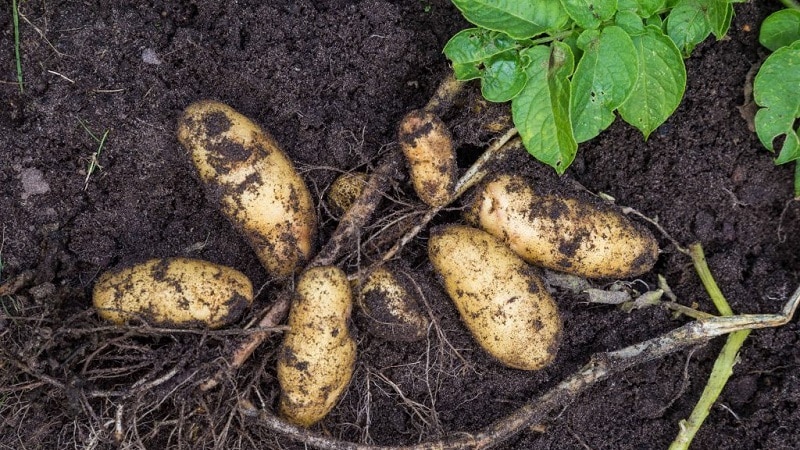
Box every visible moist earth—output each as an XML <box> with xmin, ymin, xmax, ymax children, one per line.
<box><xmin>2</xmin><ymin>1</ymin><xmax>800</xmax><ymax>449</ymax></box>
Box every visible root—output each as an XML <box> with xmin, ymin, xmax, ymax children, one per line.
<box><xmin>239</xmin><ymin>285</ymin><xmax>800</xmax><ymax>449</ymax></box>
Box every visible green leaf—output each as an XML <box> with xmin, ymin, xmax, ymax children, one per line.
<box><xmin>706</xmin><ymin>0</ymin><xmax>732</xmax><ymax>39</ymax></box>
<box><xmin>559</xmin><ymin>0</ymin><xmax>618</xmax><ymax>29</ymax></box>
<box><xmin>646</xmin><ymin>13</ymin><xmax>664</xmax><ymax>29</ymax></box>
<box><xmin>615</xmin><ymin>10</ymin><xmax>646</xmax><ymax>35</ymax></box>
<box><xmin>444</xmin><ymin>28</ymin><xmax>519</xmax><ymax>80</ymax></box>
<box><xmin>452</xmin><ymin>62</ymin><xmax>483</xmax><ymax>80</ymax></box>
<box><xmin>754</xmin><ymin>41</ymin><xmax>800</xmax><ymax>164</ymax></box>
<box><xmin>512</xmin><ymin>42</ymin><xmax>577</xmax><ymax>174</ymax></box>
<box><xmin>618</xmin><ymin>26</ymin><xmax>687</xmax><ymax>139</ymax></box>
<box><xmin>571</xmin><ymin>26</ymin><xmax>639</xmax><ymax>142</ymax></box>
<box><xmin>635</xmin><ymin>0</ymin><xmax>665</xmax><ymax>17</ymax></box>
<box><xmin>481</xmin><ymin>50</ymin><xmax>530</xmax><ymax>102</ymax></box>
<box><xmin>759</xmin><ymin>9</ymin><xmax>800</xmax><ymax>52</ymax></box>
<box><xmin>666</xmin><ymin>0</ymin><xmax>711</xmax><ymax>56</ymax></box>
<box><xmin>450</xmin><ymin>0</ymin><xmax>570</xmax><ymax>39</ymax></box>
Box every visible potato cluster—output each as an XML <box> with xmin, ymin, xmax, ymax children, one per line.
<box><xmin>92</xmin><ymin>99</ymin><xmax>659</xmax><ymax>428</ymax></box>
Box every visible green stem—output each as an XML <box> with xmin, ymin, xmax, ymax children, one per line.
<box><xmin>688</xmin><ymin>243</ymin><xmax>732</xmax><ymax>316</ymax></box>
<box><xmin>669</xmin><ymin>243</ymin><xmax>749</xmax><ymax>450</ymax></box>
<box><xmin>778</xmin><ymin>0</ymin><xmax>800</xmax><ymax>11</ymax></box>
<box><xmin>794</xmin><ymin>161</ymin><xmax>800</xmax><ymax>199</ymax></box>
<box><xmin>668</xmin><ymin>330</ymin><xmax>751</xmax><ymax>450</ymax></box>
<box><xmin>12</xmin><ymin>0</ymin><xmax>23</xmax><ymax>93</ymax></box>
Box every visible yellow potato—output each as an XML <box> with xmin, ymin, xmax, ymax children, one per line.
<box><xmin>327</xmin><ymin>171</ymin><xmax>369</xmax><ymax>216</ymax></box>
<box><xmin>465</xmin><ymin>174</ymin><xmax>659</xmax><ymax>279</ymax></box>
<box><xmin>357</xmin><ymin>266</ymin><xmax>430</xmax><ymax>342</ymax></box>
<box><xmin>93</xmin><ymin>258</ymin><xmax>253</xmax><ymax>329</ymax></box>
<box><xmin>177</xmin><ymin>100</ymin><xmax>317</xmax><ymax>279</ymax></box>
<box><xmin>428</xmin><ymin>225</ymin><xmax>561</xmax><ymax>370</ymax></box>
<box><xmin>278</xmin><ymin>266</ymin><xmax>356</xmax><ymax>427</ymax></box>
<box><xmin>398</xmin><ymin>109</ymin><xmax>457</xmax><ymax>207</ymax></box>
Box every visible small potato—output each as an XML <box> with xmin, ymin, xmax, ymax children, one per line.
<box><xmin>327</xmin><ymin>172</ymin><xmax>369</xmax><ymax>216</ymax></box>
<box><xmin>465</xmin><ymin>174</ymin><xmax>658</xmax><ymax>279</ymax></box>
<box><xmin>93</xmin><ymin>258</ymin><xmax>253</xmax><ymax>329</ymax></box>
<box><xmin>398</xmin><ymin>109</ymin><xmax>457</xmax><ymax>207</ymax></box>
<box><xmin>177</xmin><ymin>100</ymin><xmax>317</xmax><ymax>279</ymax></box>
<box><xmin>428</xmin><ymin>225</ymin><xmax>561</xmax><ymax>370</ymax></box>
<box><xmin>357</xmin><ymin>266</ymin><xmax>430</xmax><ymax>342</ymax></box>
<box><xmin>278</xmin><ymin>266</ymin><xmax>356</xmax><ymax>427</ymax></box>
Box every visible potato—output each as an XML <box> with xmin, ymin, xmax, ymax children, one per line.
<box><xmin>93</xmin><ymin>258</ymin><xmax>253</xmax><ymax>329</ymax></box>
<box><xmin>428</xmin><ymin>225</ymin><xmax>561</xmax><ymax>370</ymax></box>
<box><xmin>278</xmin><ymin>266</ymin><xmax>356</xmax><ymax>427</ymax></box>
<box><xmin>327</xmin><ymin>171</ymin><xmax>369</xmax><ymax>216</ymax></box>
<box><xmin>398</xmin><ymin>109</ymin><xmax>457</xmax><ymax>207</ymax></box>
<box><xmin>177</xmin><ymin>100</ymin><xmax>317</xmax><ymax>279</ymax></box>
<box><xmin>465</xmin><ymin>174</ymin><xmax>659</xmax><ymax>279</ymax></box>
<box><xmin>357</xmin><ymin>266</ymin><xmax>430</xmax><ymax>342</ymax></box>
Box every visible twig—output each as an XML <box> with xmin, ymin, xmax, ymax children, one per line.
<box><xmin>239</xmin><ymin>284</ymin><xmax>800</xmax><ymax>450</ymax></box>
<box><xmin>78</xmin><ymin>119</ymin><xmax>110</xmax><ymax>190</ymax></box>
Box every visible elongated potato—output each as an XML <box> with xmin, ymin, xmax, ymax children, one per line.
<box><xmin>327</xmin><ymin>171</ymin><xmax>369</xmax><ymax>216</ymax></box>
<box><xmin>357</xmin><ymin>266</ymin><xmax>430</xmax><ymax>342</ymax></box>
<box><xmin>428</xmin><ymin>225</ymin><xmax>561</xmax><ymax>370</ymax></box>
<box><xmin>177</xmin><ymin>100</ymin><xmax>317</xmax><ymax>279</ymax></box>
<box><xmin>278</xmin><ymin>266</ymin><xmax>356</xmax><ymax>427</ymax></box>
<box><xmin>465</xmin><ymin>174</ymin><xmax>658</xmax><ymax>279</ymax></box>
<box><xmin>398</xmin><ymin>109</ymin><xmax>457</xmax><ymax>207</ymax></box>
<box><xmin>93</xmin><ymin>258</ymin><xmax>253</xmax><ymax>329</ymax></box>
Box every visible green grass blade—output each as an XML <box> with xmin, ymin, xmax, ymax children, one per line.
<box><xmin>12</xmin><ymin>0</ymin><xmax>23</xmax><ymax>93</ymax></box>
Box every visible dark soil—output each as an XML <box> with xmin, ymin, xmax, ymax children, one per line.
<box><xmin>2</xmin><ymin>1</ymin><xmax>799</xmax><ymax>449</ymax></box>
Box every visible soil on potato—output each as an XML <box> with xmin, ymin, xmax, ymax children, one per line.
<box><xmin>2</xmin><ymin>1</ymin><xmax>799</xmax><ymax>449</ymax></box>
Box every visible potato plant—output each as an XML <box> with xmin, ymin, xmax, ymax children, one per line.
<box><xmin>83</xmin><ymin>57</ymin><xmax>800</xmax><ymax>448</ymax></box>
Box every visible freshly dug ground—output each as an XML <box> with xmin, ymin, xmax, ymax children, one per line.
<box><xmin>2</xmin><ymin>1</ymin><xmax>799</xmax><ymax>449</ymax></box>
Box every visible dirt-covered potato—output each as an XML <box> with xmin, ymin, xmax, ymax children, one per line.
<box><xmin>357</xmin><ymin>266</ymin><xmax>430</xmax><ymax>342</ymax></box>
<box><xmin>327</xmin><ymin>171</ymin><xmax>369</xmax><ymax>216</ymax></box>
<box><xmin>428</xmin><ymin>225</ymin><xmax>561</xmax><ymax>370</ymax></box>
<box><xmin>93</xmin><ymin>258</ymin><xmax>253</xmax><ymax>329</ymax></box>
<box><xmin>177</xmin><ymin>100</ymin><xmax>317</xmax><ymax>279</ymax></box>
<box><xmin>465</xmin><ymin>174</ymin><xmax>659</xmax><ymax>279</ymax></box>
<box><xmin>278</xmin><ymin>266</ymin><xmax>356</xmax><ymax>427</ymax></box>
<box><xmin>398</xmin><ymin>109</ymin><xmax>457</xmax><ymax>207</ymax></box>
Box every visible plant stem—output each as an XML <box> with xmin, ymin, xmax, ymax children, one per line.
<box><xmin>778</xmin><ymin>0</ymin><xmax>800</xmax><ymax>11</ymax></box>
<box><xmin>669</xmin><ymin>243</ymin><xmax>749</xmax><ymax>450</ymax></box>
<box><xmin>668</xmin><ymin>329</ymin><xmax>750</xmax><ymax>450</ymax></box>
<box><xmin>12</xmin><ymin>0</ymin><xmax>24</xmax><ymax>93</ymax></box>
<box><xmin>688</xmin><ymin>243</ymin><xmax>732</xmax><ymax>316</ymax></box>
<box><xmin>794</xmin><ymin>161</ymin><xmax>800</xmax><ymax>199</ymax></box>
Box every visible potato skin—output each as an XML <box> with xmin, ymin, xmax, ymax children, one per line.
<box><xmin>398</xmin><ymin>109</ymin><xmax>457</xmax><ymax>207</ymax></box>
<box><xmin>428</xmin><ymin>225</ymin><xmax>561</xmax><ymax>370</ymax></box>
<box><xmin>465</xmin><ymin>174</ymin><xmax>659</xmax><ymax>279</ymax></box>
<box><xmin>278</xmin><ymin>266</ymin><xmax>356</xmax><ymax>427</ymax></box>
<box><xmin>357</xmin><ymin>266</ymin><xmax>430</xmax><ymax>342</ymax></box>
<box><xmin>93</xmin><ymin>258</ymin><xmax>253</xmax><ymax>329</ymax></box>
<box><xmin>327</xmin><ymin>172</ymin><xmax>369</xmax><ymax>216</ymax></box>
<box><xmin>177</xmin><ymin>100</ymin><xmax>317</xmax><ymax>279</ymax></box>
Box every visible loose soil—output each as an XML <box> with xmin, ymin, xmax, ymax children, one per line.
<box><xmin>2</xmin><ymin>1</ymin><xmax>799</xmax><ymax>449</ymax></box>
